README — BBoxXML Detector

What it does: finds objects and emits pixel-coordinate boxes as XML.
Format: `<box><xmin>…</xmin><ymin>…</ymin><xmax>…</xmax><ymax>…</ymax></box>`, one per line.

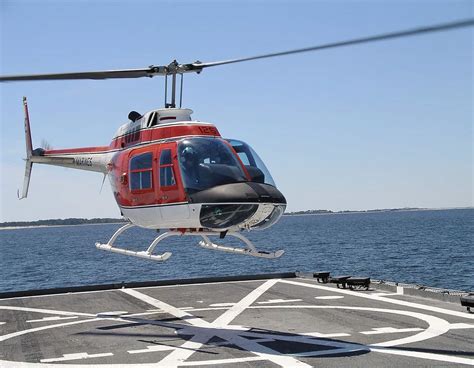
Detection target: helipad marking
<box><xmin>209</xmin><ymin>303</ymin><xmax>235</xmax><ymax>307</ymax></box>
<box><xmin>0</xmin><ymin>318</ymin><xmax>101</xmax><ymax>342</ymax></box>
<box><xmin>0</xmin><ymin>278</ymin><xmax>471</xmax><ymax>367</ymax></box>
<box><xmin>122</xmin><ymin>280</ymin><xmax>311</xmax><ymax>367</ymax></box>
<box><xmin>315</xmin><ymin>296</ymin><xmax>344</xmax><ymax>300</ymax></box>
<box><xmin>26</xmin><ymin>316</ymin><xmax>78</xmax><ymax>323</ymax></box>
<box><xmin>248</xmin><ymin>305</ymin><xmax>450</xmax><ymax>347</ymax></box>
<box><xmin>128</xmin><ymin>345</ymin><xmax>175</xmax><ymax>354</ymax></box>
<box><xmin>96</xmin><ymin>311</ymin><xmax>128</xmax><ymax>318</ymax></box>
<box><xmin>280</xmin><ymin>279</ymin><xmax>474</xmax><ymax>320</ymax></box>
<box><xmin>257</xmin><ymin>299</ymin><xmax>302</xmax><ymax>304</ymax></box>
<box><xmin>0</xmin><ymin>305</ymin><xmax>93</xmax><ymax>317</ymax></box>
<box><xmin>360</xmin><ymin>327</ymin><xmax>424</xmax><ymax>335</ymax></box>
<box><xmin>302</xmin><ymin>332</ymin><xmax>351</xmax><ymax>338</ymax></box>
<box><xmin>449</xmin><ymin>323</ymin><xmax>474</xmax><ymax>329</ymax></box>
<box><xmin>40</xmin><ymin>352</ymin><xmax>113</xmax><ymax>363</ymax></box>
<box><xmin>371</xmin><ymin>347</ymin><xmax>474</xmax><ymax>366</ymax></box>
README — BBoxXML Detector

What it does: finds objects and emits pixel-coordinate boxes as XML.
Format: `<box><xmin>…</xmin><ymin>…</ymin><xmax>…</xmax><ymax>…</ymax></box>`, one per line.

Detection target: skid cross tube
<box><xmin>95</xmin><ymin>224</ymin><xmax>284</xmax><ymax>261</ymax></box>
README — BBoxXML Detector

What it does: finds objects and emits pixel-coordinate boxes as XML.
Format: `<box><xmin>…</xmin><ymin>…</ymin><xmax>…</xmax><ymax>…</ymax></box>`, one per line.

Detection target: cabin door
<box><xmin>157</xmin><ymin>143</ymin><xmax>189</xmax><ymax>222</ymax></box>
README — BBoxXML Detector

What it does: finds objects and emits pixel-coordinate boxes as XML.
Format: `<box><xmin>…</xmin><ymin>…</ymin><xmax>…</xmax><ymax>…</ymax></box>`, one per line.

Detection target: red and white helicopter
<box><xmin>1</xmin><ymin>19</ymin><xmax>472</xmax><ymax>262</ymax></box>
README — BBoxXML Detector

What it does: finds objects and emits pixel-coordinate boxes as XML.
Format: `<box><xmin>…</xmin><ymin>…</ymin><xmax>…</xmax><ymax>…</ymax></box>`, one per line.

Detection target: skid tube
<box><xmin>96</xmin><ymin>223</ymin><xmax>284</xmax><ymax>261</ymax></box>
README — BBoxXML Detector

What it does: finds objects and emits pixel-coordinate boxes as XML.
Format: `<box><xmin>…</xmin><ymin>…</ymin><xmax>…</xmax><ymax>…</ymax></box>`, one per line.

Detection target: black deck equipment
<box><xmin>313</xmin><ymin>272</ymin><xmax>330</xmax><ymax>283</ymax></box>
<box><xmin>347</xmin><ymin>277</ymin><xmax>371</xmax><ymax>290</ymax></box>
<box><xmin>460</xmin><ymin>294</ymin><xmax>474</xmax><ymax>313</ymax></box>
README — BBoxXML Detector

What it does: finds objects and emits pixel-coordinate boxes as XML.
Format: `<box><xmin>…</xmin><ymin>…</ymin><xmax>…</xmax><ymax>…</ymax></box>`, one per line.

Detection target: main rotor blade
<box><xmin>193</xmin><ymin>18</ymin><xmax>474</xmax><ymax>69</ymax></box>
<box><xmin>0</xmin><ymin>66</ymin><xmax>168</xmax><ymax>82</ymax></box>
<box><xmin>1</xmin><ymin>18</ymin><xmax>472</xmax><ymax>82</ymax></box>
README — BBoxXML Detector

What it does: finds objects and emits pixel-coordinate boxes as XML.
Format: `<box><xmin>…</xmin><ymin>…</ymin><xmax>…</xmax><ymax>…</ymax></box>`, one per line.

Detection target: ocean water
<box><xmin>0</xmin><ymin>208</ymin><xmax>472</xmax><ymax>293</ymax></box>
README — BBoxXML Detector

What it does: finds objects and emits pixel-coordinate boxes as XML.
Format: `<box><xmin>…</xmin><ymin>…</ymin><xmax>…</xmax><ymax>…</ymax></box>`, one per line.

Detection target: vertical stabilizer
<box><xmin>18</xmin><ymin>97</ymin><xmax>33</xmax><ymax>200</ymax></box>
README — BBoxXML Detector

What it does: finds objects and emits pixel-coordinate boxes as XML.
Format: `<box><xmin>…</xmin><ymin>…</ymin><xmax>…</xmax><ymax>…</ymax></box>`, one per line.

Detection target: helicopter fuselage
<box><xmin>30</xmin><ymin>107</ymin><xmax>286</xmax><ymax>232</ymax></box>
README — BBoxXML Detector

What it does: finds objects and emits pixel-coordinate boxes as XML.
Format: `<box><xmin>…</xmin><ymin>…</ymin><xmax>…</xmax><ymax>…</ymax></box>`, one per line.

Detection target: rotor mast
<box><xmin>163</xmin><ymin>60</ymin><xmax>200</xmax><ymax>108</ymax></box>
<box><xmin>164</xmin><ymin>60</ymin><xmax>178</xmax><ymax>108</ymax></box>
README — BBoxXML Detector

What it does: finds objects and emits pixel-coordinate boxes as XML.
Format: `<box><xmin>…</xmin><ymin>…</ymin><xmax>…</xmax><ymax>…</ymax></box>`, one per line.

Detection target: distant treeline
<box><xmin>285</xmin><ymin>210</ymin><xmax>334</xmax><ymax>215</ymax></box>
<box><xmin>1</xmin><ymin>208</ymin><xmax>427</xmax><ymax>227</ymax></box>
<box><xmin>284</xmin><ymin>208</ymin><xmax>422</xmax><ymax>216</ymax></box>
<box><xmin>0</xmin><ymin>218</ymin><xmax>126</xmax><ymax>228</ymax></box>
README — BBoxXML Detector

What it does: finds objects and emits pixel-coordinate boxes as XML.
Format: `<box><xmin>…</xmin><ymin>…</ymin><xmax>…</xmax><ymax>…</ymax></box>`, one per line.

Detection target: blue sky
<box><xmin>1</xmin><ymin>0</ymin><xmax>472</xmax><ymax>222</ymax></box>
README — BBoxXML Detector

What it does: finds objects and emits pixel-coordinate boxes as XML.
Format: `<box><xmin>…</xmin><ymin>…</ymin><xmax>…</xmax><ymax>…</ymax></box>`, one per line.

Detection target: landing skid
<box><xmin>95</xmin><ymin>223</ymin><xmax>284</xmax><ymax>262</ymax></box>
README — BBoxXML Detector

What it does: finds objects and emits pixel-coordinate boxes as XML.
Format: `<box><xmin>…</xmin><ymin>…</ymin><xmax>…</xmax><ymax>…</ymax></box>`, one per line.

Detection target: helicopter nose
<box><xmin>188</xmin><ymin>182</ymin><xmax>286</xmax><ymax>205</ymax></box>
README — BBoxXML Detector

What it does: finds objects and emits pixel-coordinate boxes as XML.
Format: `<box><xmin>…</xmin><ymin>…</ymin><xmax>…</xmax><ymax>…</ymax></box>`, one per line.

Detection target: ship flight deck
<box><xmin>0</xmin><ymin>273</ymin><xmax>473</xmax><ymax>367</ymax></box>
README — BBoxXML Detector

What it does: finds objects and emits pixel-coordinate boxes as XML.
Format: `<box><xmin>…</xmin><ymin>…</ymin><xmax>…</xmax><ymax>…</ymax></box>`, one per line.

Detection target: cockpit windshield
<box><xmin>178</xmin><ymin>138</ymin><xmax>247</xmax><ymax>194</ymax></box>
<box><xmin>227</xmin><ymin>139</ymin><xmax>276</xmax><ymax>187</ymax></box>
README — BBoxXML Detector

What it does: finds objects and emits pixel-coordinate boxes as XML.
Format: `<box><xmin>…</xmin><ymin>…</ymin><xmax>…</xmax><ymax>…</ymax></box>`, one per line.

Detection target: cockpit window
<box><xmin>178</xmin><ymin>138</ymin><xmax>247</xmax><ymax>194</ymax></box>
<box><xmin>227</xmin><ymin>139</ymin><xmax>276</xmax><ymax>187</ymax></box>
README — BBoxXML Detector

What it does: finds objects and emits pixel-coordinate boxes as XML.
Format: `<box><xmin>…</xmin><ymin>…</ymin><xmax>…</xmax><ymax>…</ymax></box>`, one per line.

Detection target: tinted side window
<box><xmin>159</xmin><ymin>149</ymin><xmax>176</xmax><ymax>187</ymax></box>
<box><xmin>130</xmin><ymin>152</ymin><xmax>153</xmax><ymax>191</ymax></box>
<box><xmin>160</xmin><ymin>149</ymin><xmax>172</xmax><ymax>165</ymax></box>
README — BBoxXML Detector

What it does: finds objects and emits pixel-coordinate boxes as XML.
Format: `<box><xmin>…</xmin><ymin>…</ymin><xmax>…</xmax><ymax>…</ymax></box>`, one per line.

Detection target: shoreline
<box><xmin>283</xmin><ymin>206</ymin><xmax>473</xmax><ymax>217</ymax></box>
<box><xmin>0</xmin><ymin>222</ymin><xmax>125</xmax><ymax>231</ymax></box>
<box><xmin>1</xmin><ymin>207</ymin><xmax>472</xmax><ymax>230</ymax></box>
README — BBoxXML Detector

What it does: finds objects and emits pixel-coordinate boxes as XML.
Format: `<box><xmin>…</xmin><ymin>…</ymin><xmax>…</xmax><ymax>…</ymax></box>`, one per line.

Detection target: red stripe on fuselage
<box><xmin>111</xmin><ymin>123</ymin><xmax>220</xmax><ymax>150</ymax></box>
<box><xmin>44</xmin><ymin>146</ymin><xmax>111</xmax><ymax>155</ymax></box>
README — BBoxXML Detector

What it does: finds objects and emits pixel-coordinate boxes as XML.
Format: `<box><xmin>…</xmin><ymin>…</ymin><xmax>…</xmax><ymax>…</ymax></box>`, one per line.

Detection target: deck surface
<box><xmin>0</xmin><ymin>276</ymin><xmax>473</xmax><ymax>367</ymax></box>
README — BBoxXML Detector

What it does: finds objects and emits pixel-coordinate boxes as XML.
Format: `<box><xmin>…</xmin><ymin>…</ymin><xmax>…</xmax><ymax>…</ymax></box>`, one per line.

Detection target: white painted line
<box><xmin>40</xmin><ymin>352</ymin><xmax>113</xmax><ymax>363</ymax></box>
<box><xmin>315</xmin><ymin>296</ymin><xmax>344</xmax><ymax>300</ymax></box>
<box><xmin>0</xmin><ymin>322</ymin><xmax>5</xmax><ymax>326</ymax></box>
<box><xmin>212</xmin><ymin>279</ymin><xmax>279</xmax><ymax>327</ymax></box>
<box><xmin>360</xmin><ymin>327</ymin><xmax>424</xmax><ymax>335</ymax></box>
<box><xmin>126</xmin><ymin>311</ymin><xmax>165</xmax><ymax>317</ymax></box>
<box><xmin>257</xmin><ymin>299</ymin><xmax>302</xmax><ymax>304</ymax></box>
<box><xmin>0</xmin><ymin>318</ymin><xmax>101</xmax><ymax>342</ymax></box>
<box><xmin>128</xmin><ymin>345</ymin><xmax>175</xmax><ymax>354</ymax></box>
<box><xmin>121</xmin><ymin>289</ymin><xmax>208</xmax><ymax>326</ymax></box>
<box><xmin>371</xmin><ymin>347</ymin><xmax>474</xmax><ymax>366</ymax></box>
<box><xmin>371</xmin><ymin>293</ymin><xmax>400</xmax><ymax>297</ymax></box>
<box><xmin>302</xmin><ymin>332</ymin><xmax>351</xmax><ymax>338</ymax></box>
<box><xmin>26</xmin><ymin>316</ymin><xmax>78</xmax><ymax>323</ymax></box>
<box><xmin>449</xmin><ymin>323</ymin><xmax>474</xmax><ymax>330</ymax></box>
<box><xmin>178</xmin><ymin>307</ymin><xmax>195</xmax><ymax>311</ymax></box>
<box><xmin>0</xmin><ymin>305</ymin><xmax>93</xmax><ymax>317</ymax></box>
<box><xmin>280</xmin><ymin>279</ymin><xmax>474</xmax><ymax>320</ymax></box>
<box><xmin>180</xmin><ymin>356</ymin><xmax>265</xmax><ymax>366</ymax></box>
<box><xmin>209</xmin><ymin>303</ymin><xmax>235</xmax><ymax>307</ymax></box>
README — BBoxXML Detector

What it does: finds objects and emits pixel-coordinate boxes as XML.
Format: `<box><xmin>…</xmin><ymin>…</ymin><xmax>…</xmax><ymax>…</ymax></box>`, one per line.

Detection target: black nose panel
<box><xmin>188</xmin><ymin>182</ymin><xmax>286</xmax><ymax>204</ymax></box>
